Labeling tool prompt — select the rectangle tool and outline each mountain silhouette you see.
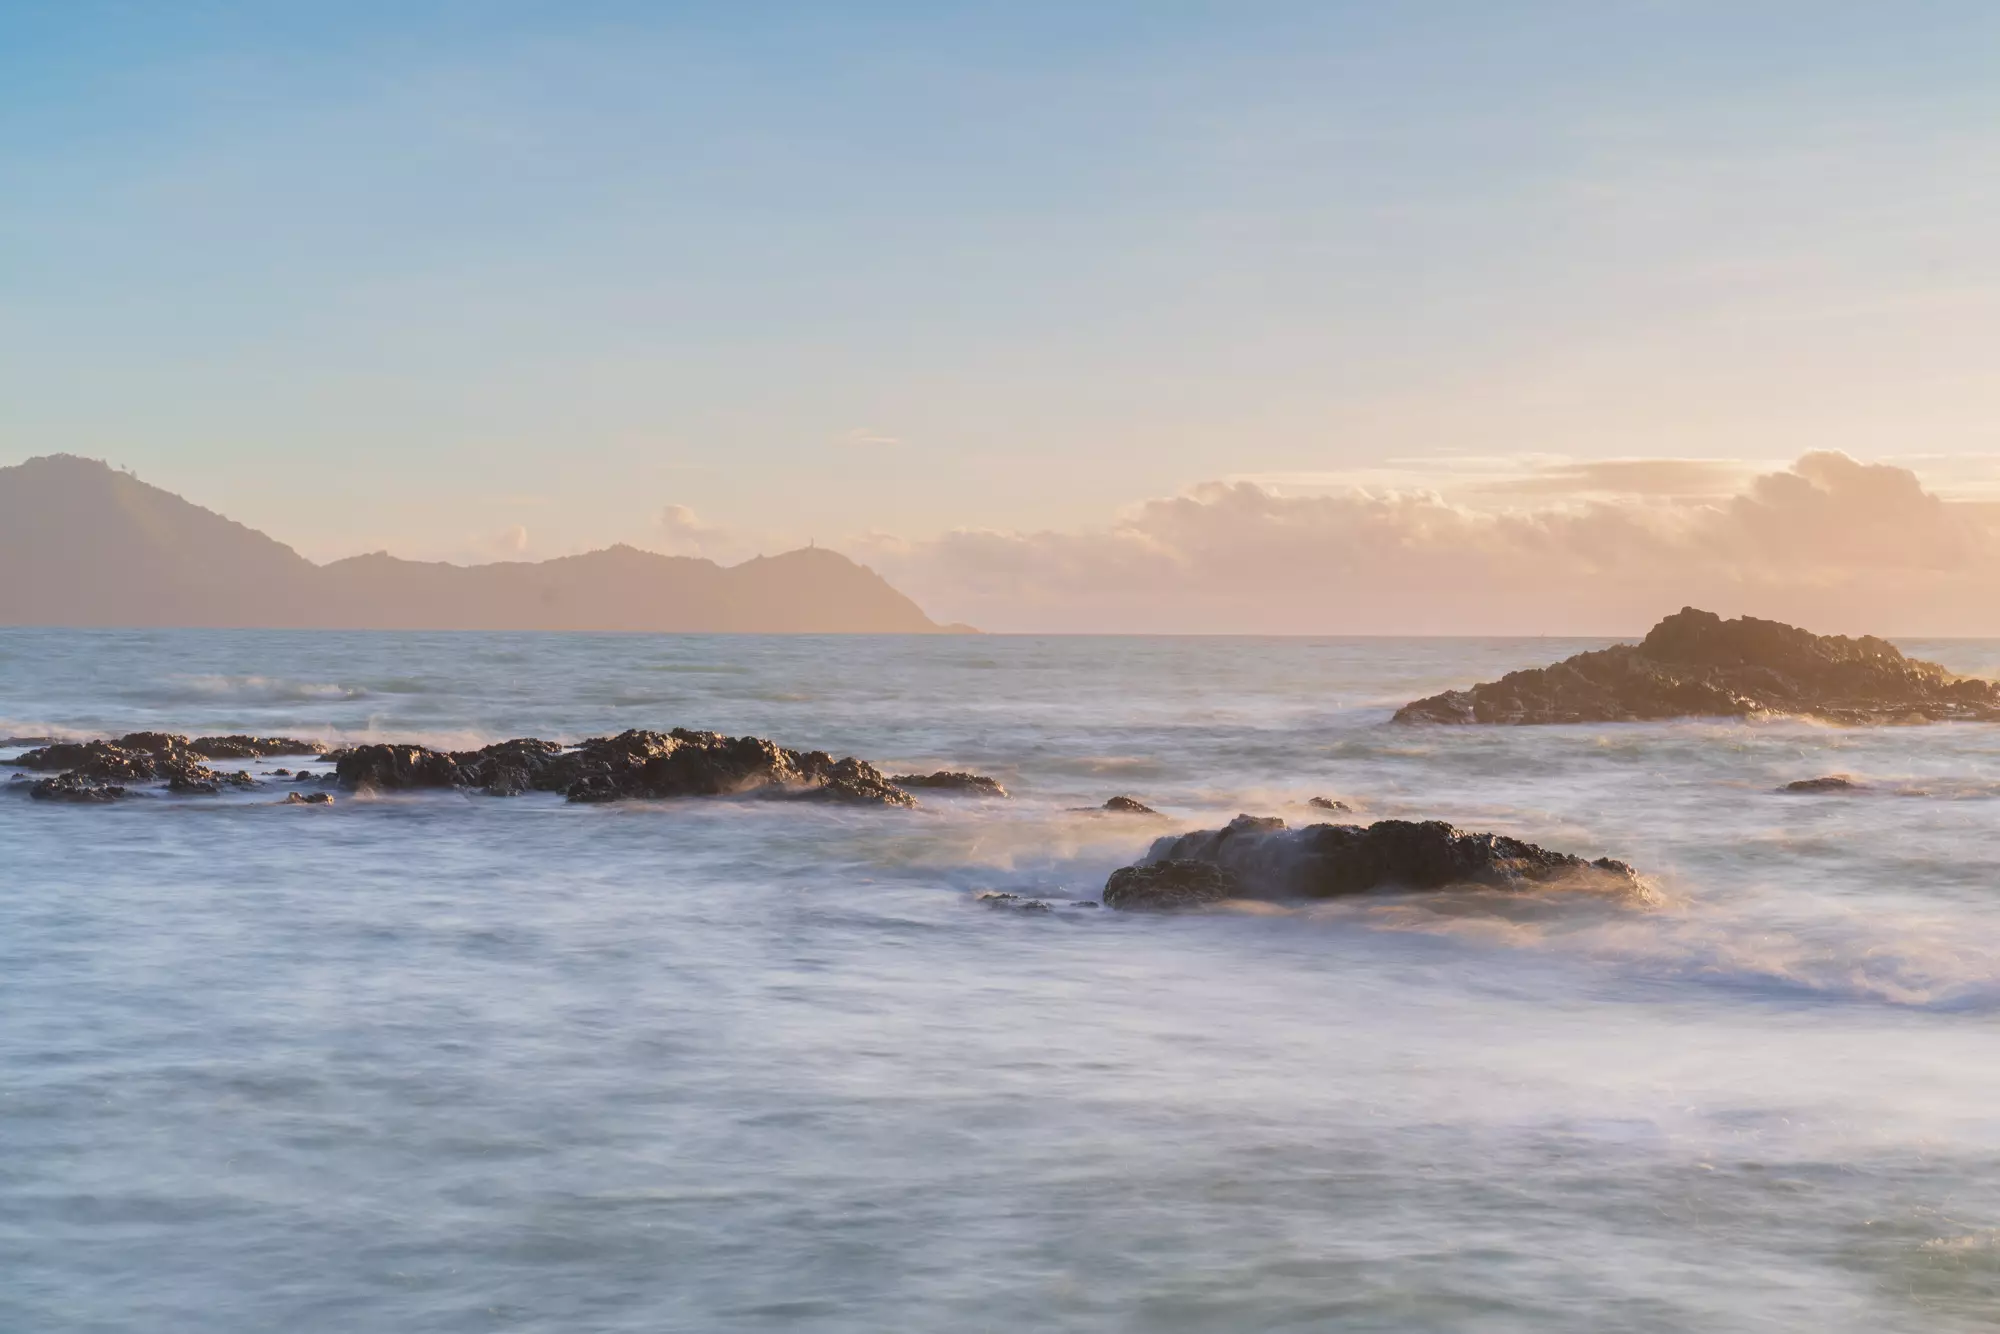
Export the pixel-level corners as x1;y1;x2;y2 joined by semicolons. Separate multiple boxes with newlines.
0;455;950;632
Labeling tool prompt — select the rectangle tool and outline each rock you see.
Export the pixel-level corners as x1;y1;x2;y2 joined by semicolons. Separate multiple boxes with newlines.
1783;775;1863;793
1307;796;1352;812
976;891;1053;912
267;768;292;777
551;729;914;806
891;771;1008;797
281;791;334;805
1100;796;1160;815
190;735;328;759
29;772;128;802
8;738;163;780
1107;814;1637;906
1394;607;2000;726
16;724;916;810
165;759;257;795
1102;860;1241;910
335;744;464;790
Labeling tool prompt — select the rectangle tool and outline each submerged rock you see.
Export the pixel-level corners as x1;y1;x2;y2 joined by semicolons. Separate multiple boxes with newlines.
1102;860;1241;910
1394;607;2000;726
1307;796;1352;813
891;770;1008;797
1783;775;1863;793
281;791;334;806
1105;814;1636;908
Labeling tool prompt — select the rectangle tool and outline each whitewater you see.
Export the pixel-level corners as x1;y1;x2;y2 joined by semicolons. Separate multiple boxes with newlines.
4;628;1999;1331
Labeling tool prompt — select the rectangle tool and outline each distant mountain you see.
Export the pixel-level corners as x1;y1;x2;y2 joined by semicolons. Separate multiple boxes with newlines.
0;455;951;632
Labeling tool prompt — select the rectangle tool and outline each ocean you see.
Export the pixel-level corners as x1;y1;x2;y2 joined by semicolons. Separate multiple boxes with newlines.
3;628;1999;1332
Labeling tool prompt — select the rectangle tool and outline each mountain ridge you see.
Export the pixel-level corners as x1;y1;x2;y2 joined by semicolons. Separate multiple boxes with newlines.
0;454;954;633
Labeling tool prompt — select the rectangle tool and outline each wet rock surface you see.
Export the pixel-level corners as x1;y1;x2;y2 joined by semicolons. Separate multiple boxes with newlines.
281;791;334;806
1102;860;1241;910
890;771;1008;797
1394;607;2000;726
1107;814;1637;908
1307;796;1352;812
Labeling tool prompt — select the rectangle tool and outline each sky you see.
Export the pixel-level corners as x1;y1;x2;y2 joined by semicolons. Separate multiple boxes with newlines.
3;2;1998;631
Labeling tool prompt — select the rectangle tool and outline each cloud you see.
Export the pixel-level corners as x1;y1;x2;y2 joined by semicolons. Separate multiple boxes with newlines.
652;503;762;563
862;453;2000;634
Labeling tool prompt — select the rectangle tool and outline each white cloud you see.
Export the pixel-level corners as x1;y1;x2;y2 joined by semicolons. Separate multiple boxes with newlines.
861;453;2000;635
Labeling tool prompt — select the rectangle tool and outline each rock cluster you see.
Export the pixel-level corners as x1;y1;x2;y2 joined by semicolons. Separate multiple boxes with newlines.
1394;607;2000;726
1104;814;1636;909
335;728;916;806
8;732;269;796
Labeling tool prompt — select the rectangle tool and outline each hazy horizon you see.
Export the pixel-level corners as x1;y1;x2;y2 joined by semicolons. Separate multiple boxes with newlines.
6;3;1998;633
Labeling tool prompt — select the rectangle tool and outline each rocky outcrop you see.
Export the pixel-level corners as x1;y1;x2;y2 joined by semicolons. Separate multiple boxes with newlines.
7;732;263;794
281;791;334;805
330;728;916;806
1394;607;2000;726
1102;860;1241;910
1782;775;1862;793
29;772;129;802
1099;796;1160;815
890;771;1008;797
1307;796;1352;813
1105;814;1636;908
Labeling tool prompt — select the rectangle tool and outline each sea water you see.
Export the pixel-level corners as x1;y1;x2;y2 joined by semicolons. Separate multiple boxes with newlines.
2;629;1998;1332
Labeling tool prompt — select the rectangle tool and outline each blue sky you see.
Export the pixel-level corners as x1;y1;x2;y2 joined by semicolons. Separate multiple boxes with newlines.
3;2;1996;567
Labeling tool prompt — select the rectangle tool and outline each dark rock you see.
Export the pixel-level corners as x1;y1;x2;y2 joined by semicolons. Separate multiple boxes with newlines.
267;768;292;777
1101;796;1160;815
976;891;1053;912
335;744;464;790
1394;607;2000;726
1103;860;1241;910
554;729;914;806
9;738;162;779
1307;796;1352;812
1783;775;1863;793
164;759;256;795
281;791;334;805
891;771;1008;797
190;735;328;759
1108;814;1638;906
30;772;128;802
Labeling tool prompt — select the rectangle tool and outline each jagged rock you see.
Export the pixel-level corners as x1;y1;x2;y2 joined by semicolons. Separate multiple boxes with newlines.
281;791;334;805
1103;860;1241;910
1100;796;1160;815
1307;796;1351;812
164;760;256;795
1107;814;1637;907
335;744;463;790
190;735;327;759
551;730;913;806
1394;607;2000;726
892;771;1008;797
1783;775;1863;793
30;772;128;802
